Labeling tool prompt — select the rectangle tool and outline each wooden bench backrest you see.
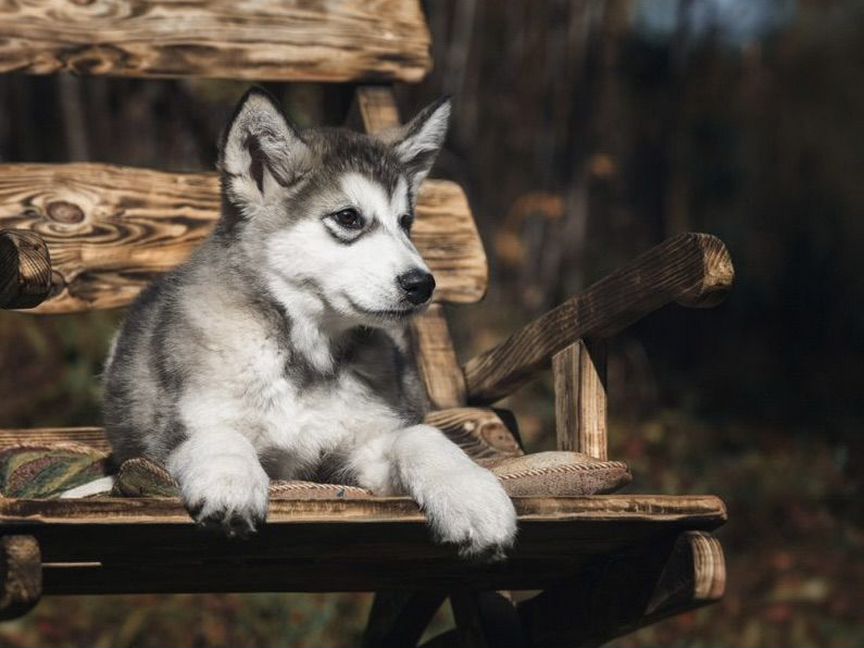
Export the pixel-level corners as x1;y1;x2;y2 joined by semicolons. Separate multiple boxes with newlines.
0;3;478;409
0;0;432;82
0;165;487;314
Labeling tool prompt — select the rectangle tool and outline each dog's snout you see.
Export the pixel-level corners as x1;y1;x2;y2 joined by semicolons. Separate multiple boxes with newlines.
398;269;435;305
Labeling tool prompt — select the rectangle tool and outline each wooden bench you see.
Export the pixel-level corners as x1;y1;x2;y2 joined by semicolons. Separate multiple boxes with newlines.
0;2;733;646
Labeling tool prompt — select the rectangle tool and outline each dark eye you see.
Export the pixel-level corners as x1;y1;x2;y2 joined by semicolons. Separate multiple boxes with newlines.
333;208;364;230
399;213;414;232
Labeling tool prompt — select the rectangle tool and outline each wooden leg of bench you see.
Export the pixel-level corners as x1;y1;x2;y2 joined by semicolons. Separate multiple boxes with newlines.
0;535;42;620
518;531;725;647
362;590;447;648
419;591;526;648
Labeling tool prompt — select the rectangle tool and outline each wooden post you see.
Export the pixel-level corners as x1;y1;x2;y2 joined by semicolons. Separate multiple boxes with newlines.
352;85;468;409
553;339;607;459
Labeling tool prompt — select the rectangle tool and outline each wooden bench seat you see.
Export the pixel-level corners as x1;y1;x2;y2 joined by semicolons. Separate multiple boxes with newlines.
0;495;726;594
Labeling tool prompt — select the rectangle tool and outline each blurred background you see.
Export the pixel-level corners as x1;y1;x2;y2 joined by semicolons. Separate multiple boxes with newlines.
1;0;861;646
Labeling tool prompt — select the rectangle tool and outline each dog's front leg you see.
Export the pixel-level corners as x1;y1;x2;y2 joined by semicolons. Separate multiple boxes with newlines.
166;428;270;537
351;425;517;560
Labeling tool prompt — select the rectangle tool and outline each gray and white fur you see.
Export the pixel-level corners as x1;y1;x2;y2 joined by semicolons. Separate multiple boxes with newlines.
103;88;517;560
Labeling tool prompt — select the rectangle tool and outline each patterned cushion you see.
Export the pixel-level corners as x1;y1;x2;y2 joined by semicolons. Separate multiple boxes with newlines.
112;457;375;500
0;445;630;500
0;443;109;498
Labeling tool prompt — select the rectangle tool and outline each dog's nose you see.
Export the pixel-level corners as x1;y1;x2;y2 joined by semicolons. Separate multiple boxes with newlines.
398;270;436;305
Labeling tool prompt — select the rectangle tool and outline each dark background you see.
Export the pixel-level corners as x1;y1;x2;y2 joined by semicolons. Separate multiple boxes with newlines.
0;0;861;645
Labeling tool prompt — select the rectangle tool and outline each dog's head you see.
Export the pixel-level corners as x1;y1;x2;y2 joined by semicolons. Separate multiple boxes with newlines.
217;88;449;330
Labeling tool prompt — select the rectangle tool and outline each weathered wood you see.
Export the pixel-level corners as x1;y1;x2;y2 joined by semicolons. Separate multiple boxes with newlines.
0;229;52;309
518;531;726;647
363;591;447;648
554;340;607;460
352;85;475;408
425;408;522;464
0;495;726;528
0;535;41;620
0;496;724;594
411;306;468;409
0;407;521;464
464;233;734;404
0;163;487;312
0;0;432;82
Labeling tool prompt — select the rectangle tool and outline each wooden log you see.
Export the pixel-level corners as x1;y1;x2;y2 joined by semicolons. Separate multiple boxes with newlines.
0;163;487;312
0;229;52;309
553;340;607;460
0;535;41;620
351;85;476;408
0;0;432;82
464;233;734;404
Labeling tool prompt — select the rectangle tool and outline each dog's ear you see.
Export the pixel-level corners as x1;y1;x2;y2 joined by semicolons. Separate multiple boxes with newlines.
388;97;451;195
218;87;310;213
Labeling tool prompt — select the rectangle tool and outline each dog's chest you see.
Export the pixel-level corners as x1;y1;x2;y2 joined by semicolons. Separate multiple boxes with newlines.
231;329;412;459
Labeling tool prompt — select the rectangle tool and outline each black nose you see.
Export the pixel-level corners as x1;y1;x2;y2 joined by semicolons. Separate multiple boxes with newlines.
397;269;436;305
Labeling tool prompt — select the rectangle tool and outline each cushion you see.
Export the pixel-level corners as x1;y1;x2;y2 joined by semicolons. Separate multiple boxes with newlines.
0;443;109;498
0;445;630;500
112;457;375;500
490;451;631;496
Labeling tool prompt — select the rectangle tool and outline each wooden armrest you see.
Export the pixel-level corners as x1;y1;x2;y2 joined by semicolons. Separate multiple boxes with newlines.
463;232;734;404
0;229;52;310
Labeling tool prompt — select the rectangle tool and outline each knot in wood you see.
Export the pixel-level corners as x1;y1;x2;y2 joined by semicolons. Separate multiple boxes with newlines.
46;201;85;223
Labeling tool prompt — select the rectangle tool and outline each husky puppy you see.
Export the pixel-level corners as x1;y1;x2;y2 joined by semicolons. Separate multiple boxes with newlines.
103;88;517;559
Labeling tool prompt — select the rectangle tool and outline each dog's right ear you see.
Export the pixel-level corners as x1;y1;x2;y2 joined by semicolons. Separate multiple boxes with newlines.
218;87;310;215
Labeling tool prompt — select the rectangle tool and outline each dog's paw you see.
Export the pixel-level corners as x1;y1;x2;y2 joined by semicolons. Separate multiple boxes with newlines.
423;467;517;561
179;455;270;538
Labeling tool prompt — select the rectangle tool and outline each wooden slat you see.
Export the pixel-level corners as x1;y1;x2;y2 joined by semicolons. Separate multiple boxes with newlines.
0;495;726;528
0;163;487;312
464;233;734;404
554;339;607;459
351;85;477;408
0;0;432;82
0;496;725;593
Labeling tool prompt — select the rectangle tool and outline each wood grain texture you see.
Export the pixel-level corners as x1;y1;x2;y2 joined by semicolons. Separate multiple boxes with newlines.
0;407;521;464
410;305;468;409
0;496;725;593
464;233;735;404
352;85;476;408
0;163;487;312
0;229;52;308
0;535;41;620
0;0;432;82
425;407;522;464
554;340;607;460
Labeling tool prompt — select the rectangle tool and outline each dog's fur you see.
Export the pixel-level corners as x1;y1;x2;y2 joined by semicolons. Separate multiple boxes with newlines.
103;89;517;559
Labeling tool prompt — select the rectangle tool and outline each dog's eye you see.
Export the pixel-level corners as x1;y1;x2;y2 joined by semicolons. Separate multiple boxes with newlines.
399;213;414;232
332;208;364;230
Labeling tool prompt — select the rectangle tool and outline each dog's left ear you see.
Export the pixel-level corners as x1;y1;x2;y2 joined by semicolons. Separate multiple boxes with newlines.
388;97;451;195
218;87;310;214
